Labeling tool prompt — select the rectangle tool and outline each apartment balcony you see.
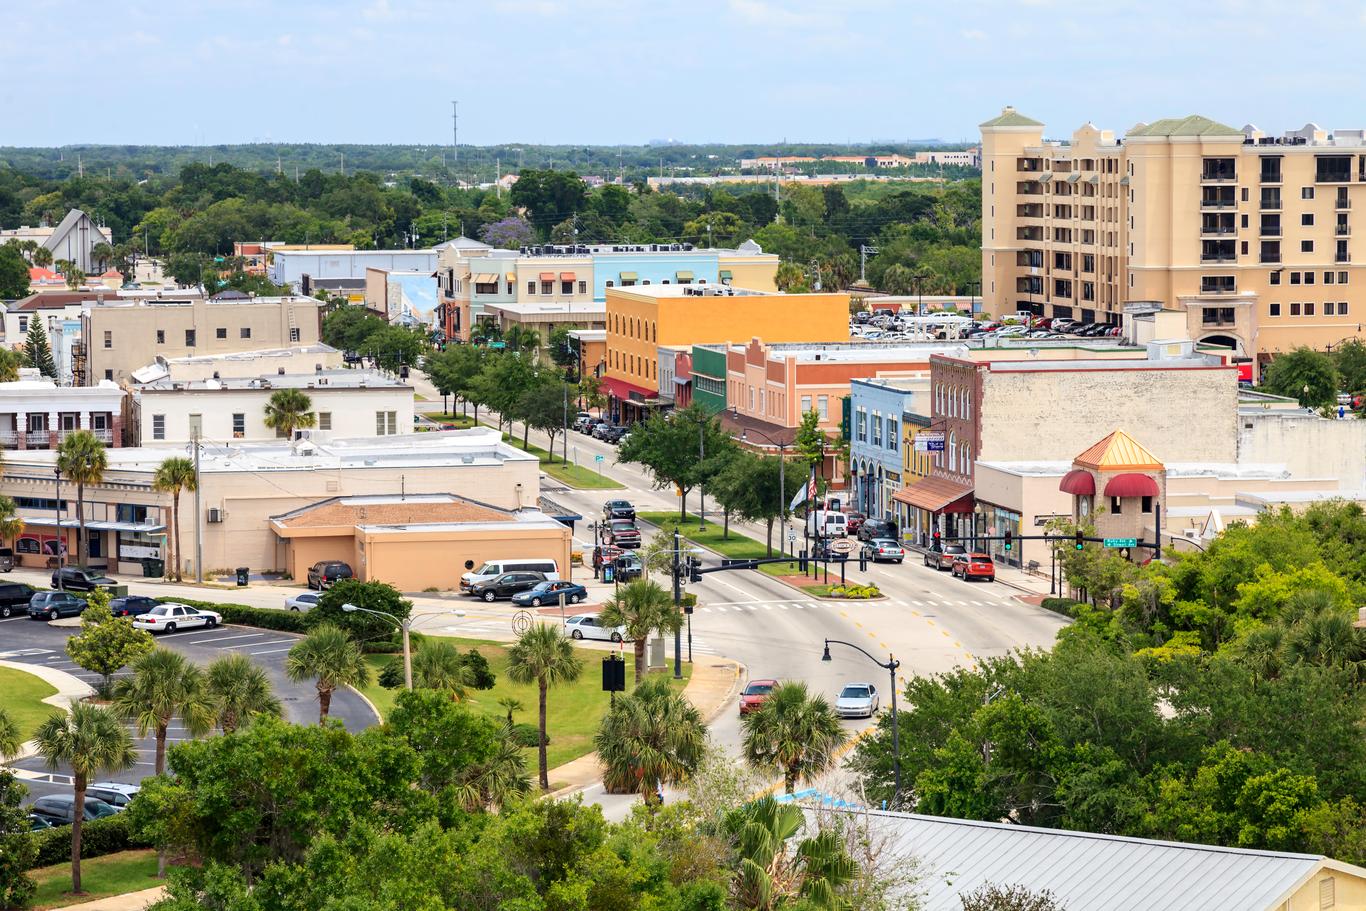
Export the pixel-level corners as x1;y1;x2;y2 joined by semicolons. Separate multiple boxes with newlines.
1337;225;1351;236
1260;227;1282;237
1200;174;1237;184
1200;199;1237;210
1337;198;1352;210
1200;227;1237;237
1337;253;1353;264
1201;255;1238;263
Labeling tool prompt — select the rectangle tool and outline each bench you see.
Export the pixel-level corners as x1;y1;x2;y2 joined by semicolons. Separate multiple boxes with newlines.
1025;560;1041;574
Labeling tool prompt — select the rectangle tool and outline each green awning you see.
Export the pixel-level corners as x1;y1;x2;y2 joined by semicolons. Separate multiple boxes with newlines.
620;272;638;281
675;271;694;281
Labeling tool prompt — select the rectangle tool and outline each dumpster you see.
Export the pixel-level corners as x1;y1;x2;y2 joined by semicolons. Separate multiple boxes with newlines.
141;558;165;578
235;567;249;587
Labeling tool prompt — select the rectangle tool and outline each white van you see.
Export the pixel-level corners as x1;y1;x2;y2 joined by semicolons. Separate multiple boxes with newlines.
460;558;560;592
805;510;848;539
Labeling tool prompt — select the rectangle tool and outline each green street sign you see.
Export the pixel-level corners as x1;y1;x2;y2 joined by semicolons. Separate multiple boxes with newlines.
1103;537;1138;548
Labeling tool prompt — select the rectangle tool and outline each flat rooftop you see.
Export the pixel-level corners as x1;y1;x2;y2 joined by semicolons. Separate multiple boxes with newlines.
482;301;607;317
731;341;968;364
138;370;409;392
163;343;339;365
609;284;782;299
89;295;317;308
949;356;1230;372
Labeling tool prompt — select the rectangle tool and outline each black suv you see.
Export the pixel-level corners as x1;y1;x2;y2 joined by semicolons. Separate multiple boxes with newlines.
857;519;898;543
52;566;115;592
0;582;36;618
470;571;546;602
109;595;159;618
603;500;636;521
28;591;85;620
307;561;353;590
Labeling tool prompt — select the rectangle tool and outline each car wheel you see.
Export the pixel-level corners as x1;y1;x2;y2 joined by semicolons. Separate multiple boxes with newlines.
0;605;9;618
47;609;59;621
483;591;496;603
531;598;542;607
570;593;582;604
205;617;217;628
571;629;583;640
290;605;299;611
610;632;623;643
164;622;176;632
895;559;903;564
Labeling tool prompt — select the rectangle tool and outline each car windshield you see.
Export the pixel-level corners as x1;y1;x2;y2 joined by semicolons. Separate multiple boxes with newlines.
611;521;635;531
531;581;554;591
473;562;499;575
874;539;898;547
840;685;871;699
945;545;966;554
974;555;994;563
742;682;774;696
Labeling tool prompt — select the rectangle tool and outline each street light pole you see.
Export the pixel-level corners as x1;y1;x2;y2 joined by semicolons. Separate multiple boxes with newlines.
672;529;683;680
697;422;706;530
823;638;901;805
53;468;64;589
342;603;412;689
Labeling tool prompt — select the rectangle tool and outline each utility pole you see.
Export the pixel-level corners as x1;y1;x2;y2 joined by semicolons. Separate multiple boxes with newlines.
339;151;344;176
451;100;459;164
192;433;203;583
860;245;879;283
672;529;683;680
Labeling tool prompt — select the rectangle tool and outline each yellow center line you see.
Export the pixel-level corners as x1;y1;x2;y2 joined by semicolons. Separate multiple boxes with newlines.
854;621;863;629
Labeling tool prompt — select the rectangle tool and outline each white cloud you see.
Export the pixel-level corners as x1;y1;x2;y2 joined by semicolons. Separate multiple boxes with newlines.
727;0;824;29
961;28;988;40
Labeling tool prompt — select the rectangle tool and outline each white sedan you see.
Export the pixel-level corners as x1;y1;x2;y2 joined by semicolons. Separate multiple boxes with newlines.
563;613;626;642
835;682;880;718
132;603;221;633
285;592;321;612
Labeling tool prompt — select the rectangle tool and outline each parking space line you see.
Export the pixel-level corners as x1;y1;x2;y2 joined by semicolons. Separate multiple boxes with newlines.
0;616;27;623
187;632;264;645
246;647;294;656
151;628;221;639
221;640;294;650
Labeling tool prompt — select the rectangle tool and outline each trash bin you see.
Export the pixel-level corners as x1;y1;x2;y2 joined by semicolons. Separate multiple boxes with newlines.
235;567;249;587
141;558;163;578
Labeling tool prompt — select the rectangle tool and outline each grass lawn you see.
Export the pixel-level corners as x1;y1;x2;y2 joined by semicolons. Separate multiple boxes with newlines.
359;636;688;770
28;850;160;910
0;666;61;740
639;513;865;588
427;412;477;429
500;433;625;490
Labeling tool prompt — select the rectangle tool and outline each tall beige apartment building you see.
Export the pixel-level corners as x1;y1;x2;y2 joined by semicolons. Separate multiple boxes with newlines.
981;107;1366;373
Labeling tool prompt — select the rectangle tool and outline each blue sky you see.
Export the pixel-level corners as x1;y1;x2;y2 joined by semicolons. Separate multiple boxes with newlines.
4;0;1362;146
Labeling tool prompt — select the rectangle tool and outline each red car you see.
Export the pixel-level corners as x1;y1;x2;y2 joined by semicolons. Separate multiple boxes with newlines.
951;552;995;582
844;513;867;535
739;679;778;715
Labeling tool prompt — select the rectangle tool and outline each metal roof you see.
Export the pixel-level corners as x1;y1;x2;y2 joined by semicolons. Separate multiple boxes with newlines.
980;106;1043;128
838;809;1358;911
1127;114;1242;137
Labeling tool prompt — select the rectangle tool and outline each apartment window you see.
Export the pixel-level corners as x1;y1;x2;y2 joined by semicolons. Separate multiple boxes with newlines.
155;329;164;344
1305;302;1317;316
1202;157;1236;181
506;280;514;294
1302;213;1315;227
1291;302;1302;315
231;413;245;438
527;281;536;295
16;316;26;334
185;329;196;346
1290;271;1302;285
1325;301;1336;315
215;327;227;339
1303;187;1316;199
605;280;614;288
1260;214;1281;236
188;414;202;439
1325;271;1336;284
1341;301;1350;315
290;327;301;342
1241;187;1249;202
1082;281;1095;301
1302;239;1315;253
152;415;165;440
318;412;332;430
801;394;812;414
1269;303;1281;316
1337;240;1350;263
578;280;587;294
1260;157;1282;182
1200;276;1236;293
1110;496;1123;514
817;396;829;419
561;280;573;295
1241;214;1249;229
1270;271;1281;285
1141;496;1153;514
1341;271;1349;283
1241;241;1249;256
1081;253;1095;272
1305;271;1315;285
240;327;251;339
855;410;866;442
103;330;112;349
1261;187;1281;210
376;411;397;435
887;418;898;449
871;414;882;446
104;369;113;381
540;281;553;295
1260;241;1281;263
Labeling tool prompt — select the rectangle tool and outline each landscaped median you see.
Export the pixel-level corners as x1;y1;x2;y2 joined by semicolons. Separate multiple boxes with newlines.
637;512;879;599
0;665;62;740
499;432;625;490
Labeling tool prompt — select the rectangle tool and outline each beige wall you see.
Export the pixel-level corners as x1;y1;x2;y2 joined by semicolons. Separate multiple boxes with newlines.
362;524;572;591
1238;412;1366;492
977;365;1240;464
84;298;322;383
1284;868;1366;911
717;255;779;292
135;384;415;445
164;347;344;381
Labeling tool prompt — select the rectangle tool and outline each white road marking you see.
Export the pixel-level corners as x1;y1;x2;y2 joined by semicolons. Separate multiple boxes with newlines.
245;647;294;656
187;632;264;645
220;639;295;650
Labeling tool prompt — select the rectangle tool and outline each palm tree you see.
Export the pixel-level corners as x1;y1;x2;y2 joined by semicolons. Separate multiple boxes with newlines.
34;703;136;895
263;388;316;440
498;696;524;724
56;430;108;567
113;648;215;775
725;796;857;911
505;622;583;790
205;653;282;733
0;706;20;758
151;456;195;581
412;639;474;700
600;580;682;681
595;675;706;806
1286;608;1366;672
455;721;531;811
0;495;25;550
31;247;53;268
741;681;844;795
285;624;371;723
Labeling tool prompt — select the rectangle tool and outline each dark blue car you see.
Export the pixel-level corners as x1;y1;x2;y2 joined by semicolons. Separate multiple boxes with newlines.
510;580;588;608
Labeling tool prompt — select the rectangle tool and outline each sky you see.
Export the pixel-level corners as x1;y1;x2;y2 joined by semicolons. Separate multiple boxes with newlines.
5;0;1365;147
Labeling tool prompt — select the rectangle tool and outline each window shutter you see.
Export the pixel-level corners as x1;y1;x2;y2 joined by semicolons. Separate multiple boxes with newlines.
1320;877;1335;909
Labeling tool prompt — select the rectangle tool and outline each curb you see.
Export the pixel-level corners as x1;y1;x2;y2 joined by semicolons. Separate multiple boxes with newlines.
0;659;95;765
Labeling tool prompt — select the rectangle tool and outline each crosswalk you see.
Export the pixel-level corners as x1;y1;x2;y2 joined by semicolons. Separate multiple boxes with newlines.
693;597;1006;615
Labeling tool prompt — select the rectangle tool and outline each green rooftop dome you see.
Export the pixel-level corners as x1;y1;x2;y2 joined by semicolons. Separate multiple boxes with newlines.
1127;115;1242;137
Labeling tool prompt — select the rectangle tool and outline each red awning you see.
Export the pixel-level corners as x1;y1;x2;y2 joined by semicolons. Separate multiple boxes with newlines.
1105;473;1160;498
600;376;655;402
1059;469;1096;496
559;271;576;281
892;477;974;513
539;272;555;281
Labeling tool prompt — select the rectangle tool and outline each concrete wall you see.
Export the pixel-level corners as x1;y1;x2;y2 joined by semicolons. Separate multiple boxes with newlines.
1238;412;1366;491
362;524;572;591
977;365;1240;464
164;347;344;381
136;384;415;445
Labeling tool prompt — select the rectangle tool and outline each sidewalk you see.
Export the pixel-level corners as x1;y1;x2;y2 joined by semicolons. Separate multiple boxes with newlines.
546;655;743;799
0;659;93;766
44;886;166;911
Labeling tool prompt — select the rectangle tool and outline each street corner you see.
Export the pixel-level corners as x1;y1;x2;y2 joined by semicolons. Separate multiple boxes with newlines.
685;656;745;723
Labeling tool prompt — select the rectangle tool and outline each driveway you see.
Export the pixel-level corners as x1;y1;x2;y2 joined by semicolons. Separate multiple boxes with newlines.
1;615;378;803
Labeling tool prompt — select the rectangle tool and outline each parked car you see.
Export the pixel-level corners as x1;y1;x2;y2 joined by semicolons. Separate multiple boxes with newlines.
109;595;159;618
612;552;644;582
580;417;608;435
603;425;630;444
51;566;115;592
603;499;636;521
462;558;559;591
28;591;85;620
285;592;321;611
864;538;905;564
563;613;627;642
602;519;642;549
0;547;13;572
844;512;867;535
511;579;588;607
30;795;118;825
592;422;621;441
739;679;778;716
834;682;880;718
306;561;353;590
86;782;141;809
571;411;593;431
132;603;221;633
0;581;36;618
27;814;53;831
924;543;967;571
951;552;996;582
856;518;898;542
468;571;547;602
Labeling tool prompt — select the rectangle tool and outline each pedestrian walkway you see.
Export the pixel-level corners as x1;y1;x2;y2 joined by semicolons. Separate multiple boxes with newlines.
43;886;166;911
546;655;743;799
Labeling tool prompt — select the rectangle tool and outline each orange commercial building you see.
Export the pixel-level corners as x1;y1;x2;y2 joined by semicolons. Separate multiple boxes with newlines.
602;284;849;422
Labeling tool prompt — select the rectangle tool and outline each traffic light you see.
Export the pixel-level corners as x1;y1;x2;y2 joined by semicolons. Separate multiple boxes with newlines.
687;555;702;584
1003;529;1013;552
1074;530;1084;551
932;531;941;549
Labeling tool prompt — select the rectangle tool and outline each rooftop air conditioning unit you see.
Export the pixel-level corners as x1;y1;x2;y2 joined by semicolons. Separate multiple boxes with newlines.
206;507;223;524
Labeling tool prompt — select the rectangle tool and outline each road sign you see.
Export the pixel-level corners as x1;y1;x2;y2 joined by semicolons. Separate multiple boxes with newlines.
829;538;855;554
594;454;605;462
1103;537;1138;548
511;609;534;634
914;431;946;453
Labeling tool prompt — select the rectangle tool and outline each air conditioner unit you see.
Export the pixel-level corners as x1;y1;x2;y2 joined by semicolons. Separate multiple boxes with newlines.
206;507;223;524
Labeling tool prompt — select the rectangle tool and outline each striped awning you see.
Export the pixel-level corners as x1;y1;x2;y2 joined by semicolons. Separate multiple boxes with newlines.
619;272;638;281
473;273;498;284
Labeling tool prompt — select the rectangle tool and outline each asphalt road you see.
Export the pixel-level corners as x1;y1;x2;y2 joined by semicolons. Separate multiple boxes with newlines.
1;615;377;803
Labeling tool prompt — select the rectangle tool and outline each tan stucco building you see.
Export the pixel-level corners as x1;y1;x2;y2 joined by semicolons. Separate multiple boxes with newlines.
982;107;1366;373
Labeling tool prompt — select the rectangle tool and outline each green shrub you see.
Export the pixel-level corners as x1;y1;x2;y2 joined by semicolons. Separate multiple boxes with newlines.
30;813;149;868
211;603;308;633
1040;597;1086;618
509;722;545;748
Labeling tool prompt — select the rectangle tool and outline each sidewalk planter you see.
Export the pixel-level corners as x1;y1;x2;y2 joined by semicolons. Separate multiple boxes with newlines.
825;584;882;600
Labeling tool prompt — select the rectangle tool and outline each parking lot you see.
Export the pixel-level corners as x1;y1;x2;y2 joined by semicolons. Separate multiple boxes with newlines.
1;615;377;803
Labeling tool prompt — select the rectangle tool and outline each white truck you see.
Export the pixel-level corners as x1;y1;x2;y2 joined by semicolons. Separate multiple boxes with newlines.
805;509;848;539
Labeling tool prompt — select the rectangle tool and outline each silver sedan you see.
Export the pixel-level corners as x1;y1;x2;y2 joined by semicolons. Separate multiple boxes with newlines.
834;682;880;718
